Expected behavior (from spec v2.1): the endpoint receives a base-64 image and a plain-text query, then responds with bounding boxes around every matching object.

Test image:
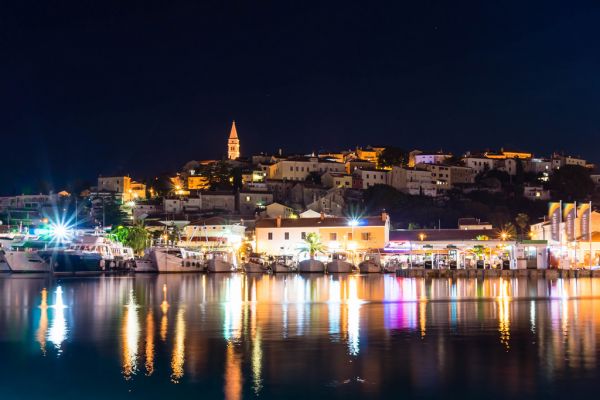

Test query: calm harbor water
[1,274,600,399]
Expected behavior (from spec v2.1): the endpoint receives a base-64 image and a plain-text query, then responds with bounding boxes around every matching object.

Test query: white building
[179,216,246,250]
[268,157,345,181]
[353,168,388,189]
[414,153,452,165]
[321,172,353,188]
[462,156,495,174]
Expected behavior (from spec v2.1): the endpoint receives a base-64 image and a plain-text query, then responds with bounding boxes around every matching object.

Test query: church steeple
[227,120,240,160]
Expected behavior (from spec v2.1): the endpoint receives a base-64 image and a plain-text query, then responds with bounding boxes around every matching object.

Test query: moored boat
[243,253,268,273]
[270,255,296,273]
[134,257,158,272]
[150,247,206,273]
[207,251,236,272]
[42,251,103,275]
[358,253,382,273]
[298,258,325,273]
[0,248,50,272]
[326,252,354,273]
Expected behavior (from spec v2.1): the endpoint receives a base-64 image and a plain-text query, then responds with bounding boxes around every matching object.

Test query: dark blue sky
[1,1,599,193]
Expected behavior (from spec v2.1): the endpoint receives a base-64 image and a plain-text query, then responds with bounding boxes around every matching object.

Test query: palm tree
[515,213,530,239]
[298,233,325,259]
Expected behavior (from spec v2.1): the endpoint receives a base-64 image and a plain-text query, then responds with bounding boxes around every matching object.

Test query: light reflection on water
[2,274,600,399]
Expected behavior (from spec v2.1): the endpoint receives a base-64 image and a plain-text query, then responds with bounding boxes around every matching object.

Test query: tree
[549,165,594,201]
[377,147,407,168]
[111,223,151,255]
[515,213,530,239]
[298,233,325,259]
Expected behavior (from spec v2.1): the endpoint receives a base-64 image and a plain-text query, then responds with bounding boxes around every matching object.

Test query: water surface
[1,274,600,399]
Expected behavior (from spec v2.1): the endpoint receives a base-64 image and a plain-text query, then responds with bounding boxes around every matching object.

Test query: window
[268,232,273,240]
[301,232,306,239]
[361,232,371,241]
[245,196,251,202]
[330,233,337,241]
[284,232,290,240]
[347,232,353,241]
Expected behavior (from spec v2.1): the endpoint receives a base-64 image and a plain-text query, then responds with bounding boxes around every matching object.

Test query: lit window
[330,233,337,241]
[361,232,371,241]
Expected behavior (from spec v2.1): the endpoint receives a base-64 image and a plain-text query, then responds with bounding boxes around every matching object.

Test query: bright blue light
[348,219,359,227]
[49,222,73,243]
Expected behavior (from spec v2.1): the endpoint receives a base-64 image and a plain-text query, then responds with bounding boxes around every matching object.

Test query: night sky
[2,1,600,193]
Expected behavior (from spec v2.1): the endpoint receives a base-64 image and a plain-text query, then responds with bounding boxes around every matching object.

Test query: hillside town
[1,121,600,272]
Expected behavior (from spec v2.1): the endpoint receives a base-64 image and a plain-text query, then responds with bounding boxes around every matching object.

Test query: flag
[563,203,576,242]
[548,202,561,242]
[578,202,592,241]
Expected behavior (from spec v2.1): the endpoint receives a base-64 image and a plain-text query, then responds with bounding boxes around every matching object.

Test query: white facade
[268,158,345,181]
[414,153,452,165]
[353,169,388,189]
[463,157,495,174]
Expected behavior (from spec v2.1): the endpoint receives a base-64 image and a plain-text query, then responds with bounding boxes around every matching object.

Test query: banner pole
[590,201,593,269]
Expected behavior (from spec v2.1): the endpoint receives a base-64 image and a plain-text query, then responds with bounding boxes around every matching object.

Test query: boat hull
[326,260,354,273]
[271,263,294,273]
[243,262,266,273]
[358,261,382,273]
[43,251,103,275]
[207,259,234,272]
[134,259,158,272]
[1,251,50,272]
[151,250,206,273]
[298,259,325,273]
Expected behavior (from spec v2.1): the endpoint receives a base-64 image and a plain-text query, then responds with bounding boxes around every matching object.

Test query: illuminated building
[227,120,240,160]
[255,213,390,256]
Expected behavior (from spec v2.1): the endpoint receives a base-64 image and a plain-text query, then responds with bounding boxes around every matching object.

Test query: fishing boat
[358,253,382,273]
[150,247,206,273]
[298,258,325,273]
[326,252,354,273]
[134,254,157,272]
[207,251,236,272]
[269,255,296,273]
[242,253,268,273]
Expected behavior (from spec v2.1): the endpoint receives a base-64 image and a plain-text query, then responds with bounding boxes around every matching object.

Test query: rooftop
[390,229,499,242]
[255,216,387,228]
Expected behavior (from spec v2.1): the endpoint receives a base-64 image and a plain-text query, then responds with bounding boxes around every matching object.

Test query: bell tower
[227,120,240,160]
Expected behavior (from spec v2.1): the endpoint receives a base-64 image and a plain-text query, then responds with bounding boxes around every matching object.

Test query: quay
[395,268,600,279]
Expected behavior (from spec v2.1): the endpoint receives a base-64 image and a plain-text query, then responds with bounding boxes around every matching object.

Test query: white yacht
[68,235,134,269]
[0,234,52,273]
[149,247,206,272]
[0,247,50,272]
